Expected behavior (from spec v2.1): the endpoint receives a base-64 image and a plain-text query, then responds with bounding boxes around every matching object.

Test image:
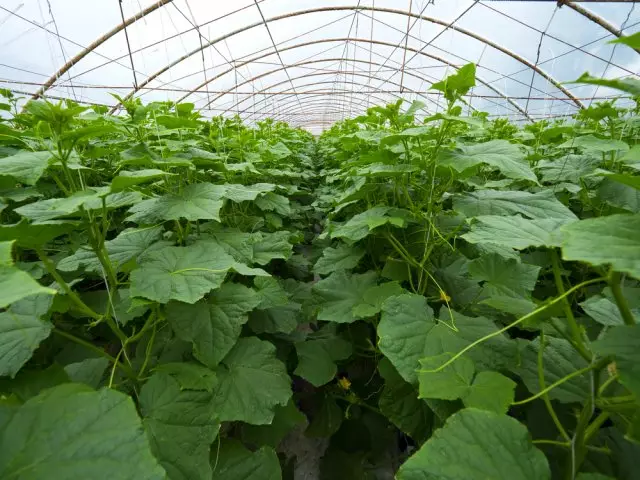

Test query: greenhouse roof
[1,0,639,134]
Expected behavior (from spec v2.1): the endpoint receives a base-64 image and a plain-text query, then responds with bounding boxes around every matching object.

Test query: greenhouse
[0,1,639,479]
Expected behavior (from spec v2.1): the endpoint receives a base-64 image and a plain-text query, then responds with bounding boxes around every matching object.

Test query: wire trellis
[0,0,638,130]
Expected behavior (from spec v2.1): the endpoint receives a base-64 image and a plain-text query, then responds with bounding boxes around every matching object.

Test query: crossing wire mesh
[0,0,638,134]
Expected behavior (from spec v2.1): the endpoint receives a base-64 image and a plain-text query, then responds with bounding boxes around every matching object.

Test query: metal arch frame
[182,37,530,120]
[260,103,374,125]
[31,0,173,100]
[237,82,410,116]
[226,86,401,122]
[208,58,447,114]
[203,41,531,120]
[264,105,395,125]
[106,5,584,113]
[199,56,444,105]
[253,99,377,123]
[31,2,634,109]
[236,83,422,122]
[233,78,443,122]
[172,38,427,103]
[235,79,462,123]
[563,1,640,54]
[250,94,443,124]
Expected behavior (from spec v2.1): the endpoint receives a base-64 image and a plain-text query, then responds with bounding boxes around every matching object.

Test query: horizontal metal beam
[31,0,172,101]
[204,47,530,121]
[239,89,398,122]
[109,5,583,113]
[563,1,640,54]
[244,91,399,123]
[234,80,440,123]
[217,66,445,118]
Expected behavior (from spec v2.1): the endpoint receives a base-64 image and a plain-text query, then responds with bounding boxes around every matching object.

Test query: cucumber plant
[0,34,639,480]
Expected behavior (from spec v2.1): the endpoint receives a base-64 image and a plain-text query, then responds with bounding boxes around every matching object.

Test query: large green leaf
[378,358,432,443]
[352,281,405,319]
[610,31,640,49]
[314,243,365,275]
[126,183,226,223]
[463,215,572,249]
[58,225,165,273]
[580,295,639,326]
[562,214,640,279]
[15,190,99,222]
[0,384,165,479]
[355,163,417,176]
[0,241,56,309]
[153,362,217,391]
[568,72,640,97]
[15,190,142,222]
[313,270,377,323]
[81,288,148,325]
[330,206,407,241]
[454,189,577,220]
[130,241,268,304]
[536,154,601,184]
[397,408,550,480]
[306,395,343,438]
[166,283,261,368]
[110,169,174,192]
[424,310,517,373]
[212,337,291,425]
[294,324,352,387]
[597,171,640,192]
[439,140,537,182]
[463,371,516,414]
[240,399,306,448]
[418,354,475,401]
[378,294,436,385]
[212,440,281,480]
[558,135,629,154]
[469,253,540,298]
[253,277,289,310]
[597,177,640,213]
[140,373,219,480]
[222,183,275,203]
[418,355,516,414]
[248,304,300,334]
[514,337,590,403]
[430,63,476,101]
[0,150,52,185]
[593,324,640,397]
[252,231,293,265]
[0,294,53,378]
[0,219,77,248]
[254,192,291,216]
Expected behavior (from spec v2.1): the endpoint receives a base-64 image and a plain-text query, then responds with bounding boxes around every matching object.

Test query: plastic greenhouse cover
[0,0,639,134]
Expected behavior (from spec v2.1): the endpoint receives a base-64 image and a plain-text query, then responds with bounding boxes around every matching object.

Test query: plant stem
[533,440,610,455]
[537,332,570,441]
[512,362,601,406]
[127,310,157,345]
[425,277,607,374]
[609,271,636,326]
[566,397,594,480]
[598,374,619,396]
[36,248,101,321]
[550,249,591,361]
[138,321,158,378]
[584,412,610,443]
[52,328,136,381]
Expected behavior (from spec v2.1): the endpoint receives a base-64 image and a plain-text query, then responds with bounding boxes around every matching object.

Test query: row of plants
[0,33,639,480]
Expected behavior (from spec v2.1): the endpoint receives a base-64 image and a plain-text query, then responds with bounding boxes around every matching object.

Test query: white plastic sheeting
[0,0,638,133]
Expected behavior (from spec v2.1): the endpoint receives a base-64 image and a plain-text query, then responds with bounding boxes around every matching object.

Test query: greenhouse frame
[0,1,639,479]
